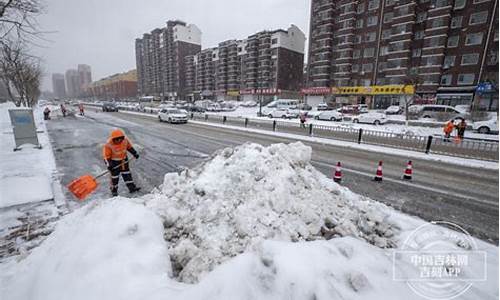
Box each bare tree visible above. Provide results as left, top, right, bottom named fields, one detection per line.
left=0, top=0, right=43, bottom=45
left=402, top=68, right=423, bottom=126
left=0, top=40, right=42, bottom=107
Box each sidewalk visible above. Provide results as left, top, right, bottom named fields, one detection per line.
left=0, top=103, right=63, bottom=209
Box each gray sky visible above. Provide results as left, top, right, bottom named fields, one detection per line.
left=36, top=0, right=310, bottom=91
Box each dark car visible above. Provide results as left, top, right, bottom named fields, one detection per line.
left=297, top=103, right=312, bottom=111
left=102, top=102, right=118, bottom=112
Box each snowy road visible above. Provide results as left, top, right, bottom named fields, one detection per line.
left=46, top=108, right=499, bottom=243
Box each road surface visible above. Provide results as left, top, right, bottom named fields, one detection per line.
left=46, top=108, right=499, bottom=243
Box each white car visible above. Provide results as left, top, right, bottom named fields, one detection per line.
left=352, top=112, right=388, bottom=125
left=385, top=105, right=402, bottom=115
left=267, top=108, right=298, bottom=119
left=315, top=110, right=343, bottom=121
left=158, top=108, right=188, bottom=123
left=473, top=119, right=499, bottom=134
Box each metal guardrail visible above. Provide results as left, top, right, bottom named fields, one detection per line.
left=85, top=104, right=499, bottom=161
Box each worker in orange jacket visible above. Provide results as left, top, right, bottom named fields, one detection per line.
left=443, top=120, right=455, bottom=141
left=102, top=129, right=140, bottom=196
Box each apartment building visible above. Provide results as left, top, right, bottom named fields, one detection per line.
left=65, top=69, right=80, bottom=98
left=87, top=70, right=137, bottom=99
left=306, top=0, right=498, bottom=109
left=77, top=64, right=92, bottom=91
left=195, top=48, right=217, bottom=99
left=135, top=20, right=202, bottom=100
left=52, top=73, right=66, bottom=99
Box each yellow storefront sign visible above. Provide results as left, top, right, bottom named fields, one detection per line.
left=227, top=90, right=240, bottom=96
left=332, top=85, right=414, bottom=95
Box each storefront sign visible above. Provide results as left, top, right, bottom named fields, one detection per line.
left=239, top=88, right=281, bottom=95
left=333, top=85, right=415, bottom=95
left=301, top=87, right=331, bottom=95
left=8, top=108, right=41, bottom=151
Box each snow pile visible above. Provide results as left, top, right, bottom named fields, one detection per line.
left=147, top=142, right=399, bottom=283
left=0, top=198, right=172, bottom=300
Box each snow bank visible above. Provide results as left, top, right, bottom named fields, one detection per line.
left=0, top=198, right=172, bottom=300
left=146, top=142, right=399, bottom=283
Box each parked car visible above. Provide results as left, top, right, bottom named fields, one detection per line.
left=358, top=104, right=369, bottom=113
left=419, top=105, right=465, bottom=119
left=297, top=103, right=312, bottom=111
left=267, top=108, right=299, bottom=119
left=454, top=104, right=471, bottom=114
left=158, top=108, right=189, bottom=123
left=385, top=105, right=402, bottom=115
left=472, top=119, right=499, bottom=134
left=352, top=112, right=387, bottom=125
left=186, top=105, right=206, bottom=113
left=315, top=110, right=343, bottom=121
left=337, top=105, right=358, bottom=114
left=241, top=100, right=258, bottom=107
left=102, top=102, right=118, bottom=112
left=261, top=99, right=299, bottom=116
left=317, top=103, right=334, bottom=111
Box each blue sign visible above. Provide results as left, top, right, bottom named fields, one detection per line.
left=476, top=82, right=494, bottom=94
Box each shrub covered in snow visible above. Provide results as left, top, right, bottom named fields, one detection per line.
left=146, top=142, right=399, bottom=283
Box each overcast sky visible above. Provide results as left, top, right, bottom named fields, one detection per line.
left=36, top=0, right=310, bottom=91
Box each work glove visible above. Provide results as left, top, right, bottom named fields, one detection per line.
left=105, top=159, right=113, bottom=172
left=133, top=153, right=139, bottom=159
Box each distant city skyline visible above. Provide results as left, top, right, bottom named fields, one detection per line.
left=35, top=0, right=309, bottom=91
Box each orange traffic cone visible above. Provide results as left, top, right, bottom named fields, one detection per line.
left=374, top=161, right=383, bottom=182
left=333, top=162, right=342, bottom=183
left=403, top=160, right=412, bottom=180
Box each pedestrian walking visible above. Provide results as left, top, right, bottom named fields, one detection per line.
left=102, top=129, right=141, bottom=197
left=43, top=107, right=51, bottom=120
left=456, top=118, right=467, bottom=140
left=299, top=112, right=307, bottom=129
left=443, top=119, right=454, bottom=141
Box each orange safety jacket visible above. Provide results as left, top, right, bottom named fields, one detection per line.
left=102, top=137, right=133, bottom=161
left=443, top=122, right=454, bottom=134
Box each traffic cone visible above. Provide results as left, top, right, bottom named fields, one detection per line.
left=374, top=161, right=383, bottom=181
left=403, top=160, right=412, bottom=180
left=333, top=162, right=342, bottom=183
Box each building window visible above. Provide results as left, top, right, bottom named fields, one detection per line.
left=361, top=79, right=372, bottom=86
left=457, top=73, right=475, bottom=85
left=454, top=0, right=466, bottom=9
left=362, top=63, right=373, bottom=72
left=431, top=18, right=446, bottom=28
left=427, top=36, right=443, bottom=47
left=465, top=32, right=484, bottom=45
left=356, top=19, right=364, bottom=28
left=353, top=49, right=361, bottom=58
left=412, top=48, right=422, bottom=57
left=380, top=46, right=389, bottom=56
left=367, top=16, right=379, bottom=26
left=440, top=75, right=452, bottom=85
left=461, top=53, right=480, bottom=65
left=451, top=16, right=463, bottom=28
left=495, top=29, right=499, bottom=41
left=384, top=12, right=394, bottom=23
left=271, top=38, right=278, bottom=44
left=378, top=62, right=387, bottom=71
left=393, top=24, right=408, bottom=34
left=488, top=50, right=498, bottom=65
left=397, top=6, right=410, bottom=15
left=447, top=35, right=459, bottom=47
left=444, top=55, right=456, bottom=67
left=416, top=12, right=427, bottom=23
left=364, top=47, right=375, bottom=57
left=382, top=29, right=391, bottom=39
left=357, top=3, right=366, bottom=13
left=354, top=35, right=362, bottom=44
left=432, top=0, right=450, bottom=7
left=368, top=0, right=380, bottom=10
left=473, top=0, right=490, bottom=3
left=469, top=11, right=488, bottom=25
left=365, top=31, right=377, bottom=42
left=415, top=31, right=425, bottom=40
left=352, top=64, right=360, bottom=72
left=386, top=0, right=397, bottom=6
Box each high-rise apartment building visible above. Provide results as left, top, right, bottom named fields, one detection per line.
left=77, top=64, right=92, bottom=91
left=65, top=69, right=80, bottom=98
left=306, top=0, right=498, bottom=109
left=135, top=20, right=202, bottom=100
left=52, top=73, right=66, bottom=98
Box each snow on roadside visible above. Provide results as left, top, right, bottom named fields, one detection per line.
left=146, top=142, right=399, bottom=283
left=1, top=142, right=497, bottom=300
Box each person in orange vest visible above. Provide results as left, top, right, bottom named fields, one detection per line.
left=78, top=103, right=85, bottom=116
left=102, top=129, right=141, bottom=196
left=443, top=119, right=455, bottom=141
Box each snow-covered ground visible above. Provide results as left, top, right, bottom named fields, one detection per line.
left=0, top=103, right=63, bottom=208
left=1, top=142, right=497, bottom=300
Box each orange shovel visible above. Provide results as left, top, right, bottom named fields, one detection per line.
left=67, top=157, right=136, bottom=201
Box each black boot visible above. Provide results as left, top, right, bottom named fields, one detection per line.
left=129, top=186, right=141, bottom=194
